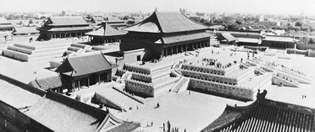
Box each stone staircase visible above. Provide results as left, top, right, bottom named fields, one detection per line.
left=116, top=63, right=180, bottom=97
left=172, top=77, right=190, bottom=93
left=210, top=34, right=220, bottom=46
left=272, top=74, right=299, bottom=87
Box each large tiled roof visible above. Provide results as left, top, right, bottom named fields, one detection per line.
left=125, top=11, right=208, bottom=33
left=201, top=94, right=315, bottom=132
left=86, top=24, right=127, bottom=37
left=56, top=52, right=112, bottom=77
left=47, top=16, right=89, bottom=26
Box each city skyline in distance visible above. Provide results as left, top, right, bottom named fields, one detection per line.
left=0, top=0, right=314, bottom=16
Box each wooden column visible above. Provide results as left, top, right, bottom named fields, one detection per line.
left=87, top=77, right=90, bottom=87
left=98, top=73, right=101, bottom=84
left=165, top=48, right=168, bottom=56
left=72, top=82, right=75, bottom=89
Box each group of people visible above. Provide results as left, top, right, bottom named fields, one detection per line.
left=162, top=120, right=186, bottom=132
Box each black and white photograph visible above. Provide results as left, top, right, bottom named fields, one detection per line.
left=0, top=0, right=315, bottom=131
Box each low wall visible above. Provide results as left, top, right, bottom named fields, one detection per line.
left=0, top=100, right=53, bottom=132
left=0, top=74, right=46, bottom=96
left=46, top=91, right=108, bottom=119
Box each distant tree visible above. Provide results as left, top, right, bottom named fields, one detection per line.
left=126, top=20, right=135, bottom=25
left=28, top=19, right=33, bottom=24
left=236, top=20, right=242, bottom=25
left=295, top=22, right=303, bottom=27
left=60, top=10, right=66, bottom=16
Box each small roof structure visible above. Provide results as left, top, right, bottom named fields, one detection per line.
left=46, top=16, right=89, bottom=26
left=221, top=32, right=236, bottom=42
left=263, top=36, right=297, bottom=43
left=0, top=17, right=15, bottom=31
left=13, top=27, right=39, bottom=35
left=86, top=24, right=127, bottom=37
left=0, top=17, right=10, bottom=24
left=237, top=37, right=262, bottom=44
left=56, top=52, right=112, bottom=77
left=125, top=11, right=208, bottom=33
left=28, top=76, right=62, bottom=91
left=201, top=92, right=315, bottom=132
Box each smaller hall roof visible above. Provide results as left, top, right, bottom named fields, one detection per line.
left=125, top=11, right=208, bottom=33
left=0, top=17, right=14, bottom=30
left=86, top=24, right=127, bottom=37
left=263, top=36, right=297, bottom=43
left=46, top=16, right=89, bottom=26
left=47, top=26, right=92, bottom=32
left=56, top=52, right=112, bottom=77
left=0, top=17, right=11, bottom=24
left=221, top=32, right=236, bottom=42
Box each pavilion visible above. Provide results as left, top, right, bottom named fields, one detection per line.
left=56, top=52, right=113, bottom=91
left=120, top=10, right=210, bottom=61
left=37, top=16, right=93, bottom=40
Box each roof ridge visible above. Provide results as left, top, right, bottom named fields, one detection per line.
left=154, top=11, right=165, bottom=33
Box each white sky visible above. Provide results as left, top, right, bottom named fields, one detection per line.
left=0, top=0, right=315, bottom=15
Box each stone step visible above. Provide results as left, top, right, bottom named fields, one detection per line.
left=152, top=75, right=172, bottom=85
left=154, top=77, right=179, bottom=96
left=272, top=76, right=299, bottom=87
left=172, top=77, right=190, bottom=93
left=151, top=71, right=170, bottom=80
left=154, top=77, right=179, bottom=89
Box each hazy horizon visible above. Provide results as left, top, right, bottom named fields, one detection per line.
left=1, top=0, right=314, bottom=16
